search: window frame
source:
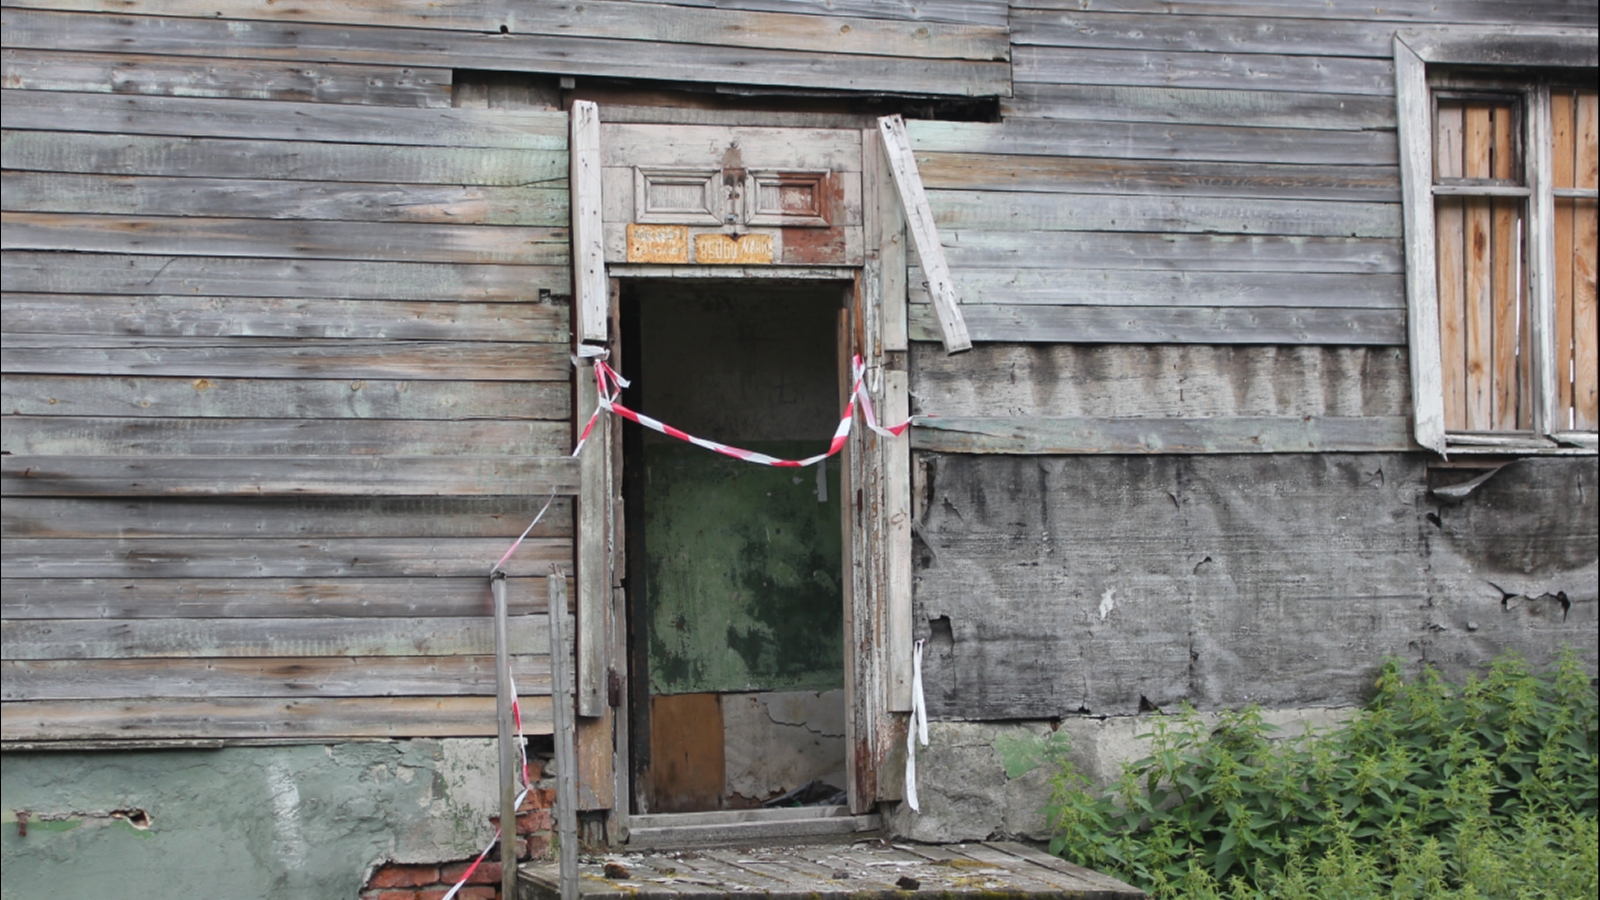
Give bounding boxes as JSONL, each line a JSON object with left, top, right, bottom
{"left": 1394, "top": 27, "right": 1599, "bottom": 455}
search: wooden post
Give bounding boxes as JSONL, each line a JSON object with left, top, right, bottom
{"left": 877, "top": 114, "right": 971, "bottom": 353}
{"left": 490, "top": 572, "right": 519, "bottom": 900}
{"left": 571, "top": 99, "right": 607, "bottom": 343}
{"left": 548, "top": 571, "right": 580, "bottom": 900}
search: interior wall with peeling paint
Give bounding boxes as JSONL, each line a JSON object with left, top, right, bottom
{"left": 0, "top": 740, "right": 499, "bottom": 899}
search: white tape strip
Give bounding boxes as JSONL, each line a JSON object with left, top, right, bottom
{"left": 905, "top": 638, "right": 927, "bottom": 812}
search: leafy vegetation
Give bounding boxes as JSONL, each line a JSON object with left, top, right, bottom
{"left": 1046, "top": 650, "right": 1598, "bottom": 899}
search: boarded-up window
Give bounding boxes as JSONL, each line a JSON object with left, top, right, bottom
{"left": 1430, "top": 88, "right": 1597, "bottom": 435}
{"left": 1551, "top": 89, "right": 1599, "bottom": 432}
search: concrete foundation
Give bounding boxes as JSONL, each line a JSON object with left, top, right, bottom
{"left": 1, "top": 739, "right": 500, "bottom": 899}
{"left": 723, "top": 689, "right": 847, "bottom": 805}
{"left": 885, "top": 707, "right": 1356, "bottom": 843}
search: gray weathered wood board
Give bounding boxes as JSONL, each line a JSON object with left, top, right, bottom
{"left": 1, "top": 172, "right": 569, "bottom": 226}
{"left": 908, "top": 304, "right": 1406, "bottom": 345}
{"left": 4, "top": 0, "right": 1008, "bottom": 61}
{"left": 0, "top": 576, "right": 557, "bottom": 618}
{"left": 1, "top": 655, "right": 551, "bottom": 701}
{"left": 2, "top": 132, "right": 568, "bottom": 187}
{"left": 2, "top": 336, "right": 569, "bottom": 381}
{"left": 933, "top": 231, "right": 1403, "bottom": 273}
{"left": 1, "top": 294, "right": 570, "bottom": 343}
{"left": 0, "top": 48, "right": 452, "bottom": 106}
{"left": 1, "top": 615, "right": 549, "bottom": 660}
{"left": 906, "top": 118, "right": 1397, "bottom": 166}
{"left": 1, "top": 11, "right": 1009, "bottom": 97}
{"left": 908, "top": 268, "right": 1404, "bottom": 309}
{"left": 912, "top": 454, "right": 1597, "bottom": 718}
{"left": 2, "top": 213, "right": 570, "bottom": 266}
{"left": 2, "top": 252, "right": 569, "bottom": 301}
{"left": 1013, "top": 45, "right": 1395, "bottom": 95}
{"left": 1002, "top": 83, "right": 1397, "bottom": 129}
{"left": 916, "top": 151, "right": 1400, "bottom": 202}
{"left": 0, "top": 87, "right": 566, "bottom": 147}
{"left": 1008, "top": 0, "right": 1598, "bottom": 25}
{"left": 926, "top": 189, "right": 1401, "bottom": 237}
{"left": 1, "top": 456, "right": 583, "bottom": 499}
{"left": 909, "top": 344, "right": 1411, "bottom": 418}
{"left": 1, "top": 695, "right": 556, "bottom": 741}
{"left": 1, "top": 376, "right": 572, "bottom": 421}
{"left": 1, "top": 416, "right": 570, "bottom": 458}
{"left": 911, "top": 415, "right": 1415, "bottom": 454}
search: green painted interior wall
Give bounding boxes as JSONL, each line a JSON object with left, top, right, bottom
{"left": 645, "top": 442, "right": 843, "bottom": 694}
{"left": 0, "top": 740, "right": 498, "bottom": 899}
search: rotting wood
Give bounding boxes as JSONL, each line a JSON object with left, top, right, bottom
{"left": 0, "top": 655, "right": 552, "bottom": 702}
{"left": 908, "top": 303, "right": 1406, "bottom": 345}
{"left": 0, "top": 11, "right": 1010, "bottom": 98}
{"left": 1, "top": 132, "right": 568, "bottom": 188}
{"left": 1, "top": 536, "right": 572, "bottom": 579}
{"left": 0, "top": 455, "right": 582, "bottom": 498}
{"left": 0, "top": 212, "right": 571, "bottom": 267}
{"left": 0, "top": 375, "right": 571, "bottom": 422}
{"left": 0, "top": 172, "right": 569, "bottom": 226}
{"left": 909, "top": 415, "right": 1416, "bottom": 454}
{"left": 0, "top": 576, "right": 558, "bottom": 619}
{"left": 1, "top": 252, "right": 569, "bottom": 302}
{"left": 0, "top": 48, "right": 452, "bottom": 107}
{"left": 879, "top": 115, "right": 969, "bottom": 353}
{"left": 1, "top": 695, "right": 556, "bottom": 742}
{"left": 1, "top": 615, "right": 549, "bottom": 660}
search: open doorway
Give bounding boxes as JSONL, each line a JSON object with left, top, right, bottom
{"left": 619, "top": 278, "right": 851, "bottom": 815}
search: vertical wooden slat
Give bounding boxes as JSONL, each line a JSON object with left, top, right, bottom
{"left": 1490, "top": 104, "right": 1521, "bottom": 429}
{"left": 1552, "top": 90, "right": 1577, "bottom": 429}
{"left": 1463, "top": 103, "right": 1494, "bottom": 429}
{"left": 883, "top": 369, "right": 913, "bottom": 713}
{"left": 575, "top": 346, "right": 609, "bottom": 718}
{"left": 1395, "top": 37, "right": 1446, "bottom": 452}
{"left": 548, "top": 574, "right": 579, "bottom": 900}
{"left": 878, "top": 114, "right": 971, "bottom": 353}
{"left": 570, "top": 100, "right": 607, "bottom": 343}
{"left": 1573, "top": 91, "right": 1599, "bottom": 430}
{"left": 1435, "top": 101, "right": 1467, "bottom": 430}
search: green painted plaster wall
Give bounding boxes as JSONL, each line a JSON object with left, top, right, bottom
{"left": 645, "top": 441, "right": 843, "bottom": 695}
{"left": 1, "top": 739, "right": 499, "bottom": 899}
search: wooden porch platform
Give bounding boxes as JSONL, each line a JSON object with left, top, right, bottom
{"left": 518, "top": 840, "right": 1143, "bottom": 899}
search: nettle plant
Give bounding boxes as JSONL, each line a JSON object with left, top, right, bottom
{"left": 1047, "top": 650, "right": 1598, "bottom": 900}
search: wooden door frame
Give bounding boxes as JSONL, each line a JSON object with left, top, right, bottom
{"left": 570, "top": 109, "right": 916, "bottom": 836}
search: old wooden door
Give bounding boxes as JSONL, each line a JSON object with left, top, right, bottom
{"left": 570, "top": 107, "right": 914, "bottom": 825}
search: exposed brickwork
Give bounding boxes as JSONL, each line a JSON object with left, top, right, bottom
{"left": 361, "top": 751, "right": 556, "bottom": 900}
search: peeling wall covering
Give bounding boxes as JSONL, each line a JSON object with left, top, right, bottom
{"left": 0, "top": 740, "right": 499, "bottom": 899}
{"left": 723, "top": 689, "right": 847, "bottom": 804}
{"left": 913, "top": 454, "right": 1598, "bottom": 719}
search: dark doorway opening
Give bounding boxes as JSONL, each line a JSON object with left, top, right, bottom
{"left": 620, "top": 279, "right": 850, "bottom": 815}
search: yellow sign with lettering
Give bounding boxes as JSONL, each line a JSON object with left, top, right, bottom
{"left": 694, "top": 233, "right": 775, "bottom": 265}
{"left": 626, "top": 224, "right": 690, "bottom": 263}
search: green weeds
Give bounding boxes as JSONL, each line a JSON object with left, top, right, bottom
{"left": 1046, "top": 650, "right": 1598, "bottom": 899}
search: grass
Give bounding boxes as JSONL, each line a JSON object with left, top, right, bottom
{"left": 1045, "top": 650, "right": 1598, "bottom": 899}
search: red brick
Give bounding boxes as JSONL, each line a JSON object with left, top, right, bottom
{"left": 367, "top": 865, "right": 441, "bottom": 889}
{"left": 516, "top": 809, "right": 552, "bottom": 834}
{"left": 441, "top": 861, "right": 501, "bottom": 885}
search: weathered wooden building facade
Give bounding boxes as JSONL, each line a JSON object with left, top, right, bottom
{"left": 2, "top": 0, "right": 1596, "bottom": 893}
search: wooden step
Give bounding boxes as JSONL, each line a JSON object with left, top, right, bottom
{"left": 626, "top": 805, "right": 880, "bottom": 849}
